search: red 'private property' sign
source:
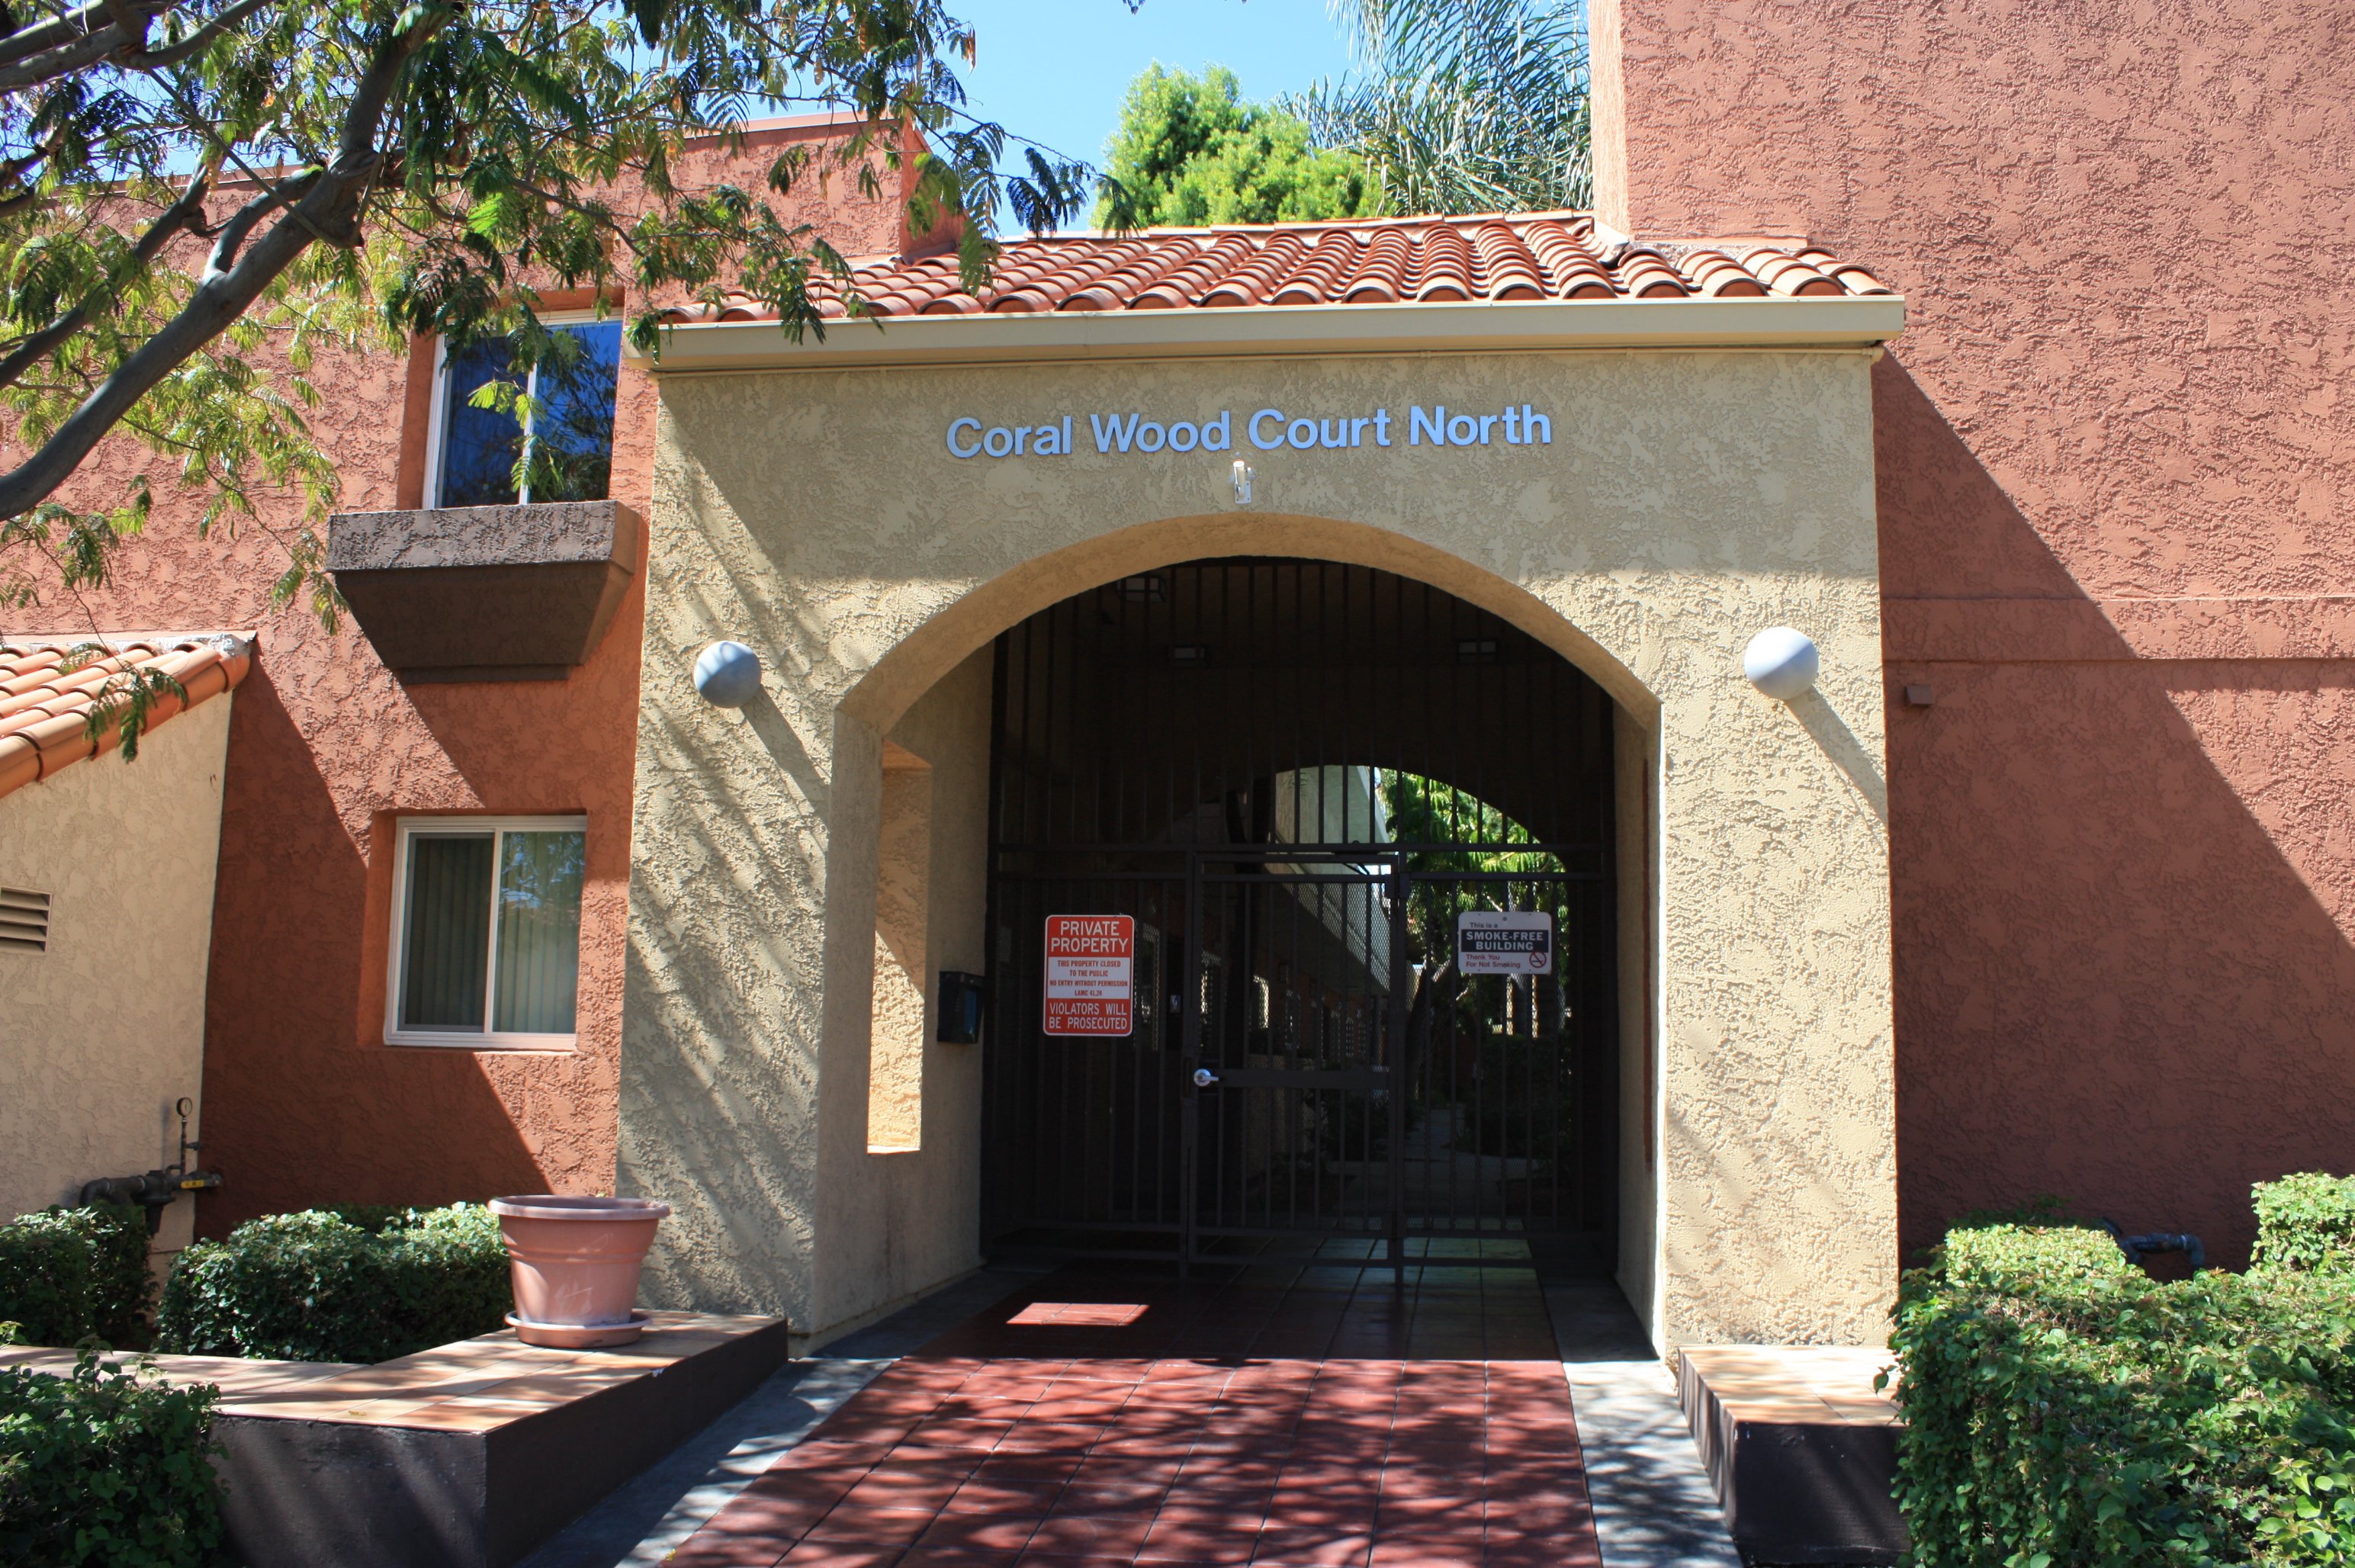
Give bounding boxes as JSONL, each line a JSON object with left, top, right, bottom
{"left": 1043, "top": 914, "right": 1134, "bottom": 1036}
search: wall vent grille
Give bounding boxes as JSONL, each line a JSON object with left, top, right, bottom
{"left": 0, "top": 887, "right": 50, "bottom": 953}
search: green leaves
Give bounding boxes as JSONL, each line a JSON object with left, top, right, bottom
{"left": 0, "top": 1348, "right": 223, "bottom": 1568}
{"left": 1891, "top": 1217, "right": 2355, "bottom": 1566}
{"left": 0, "top": 1, "right": 1100, "bottom": 628}
{"left": 1097, "top": 65, "right": 1378, "bottom": 229}
{"left": 153, "top": 1203, "right": 509, "bottom": 1364}
{"left": 2255, "top": 1174, "right": 2355, "bottom": 1278}
{"left": 0, "top": 1205, "right": 152, "bottom": 1351}
{"left": 1290, "top": 0, "right": 1590, "bottom": 216}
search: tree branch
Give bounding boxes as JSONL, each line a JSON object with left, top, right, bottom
{"left": 0, "top": 0, "right": 261, "bottom": 92}
{"left": 130, "top": 0, "right": 268, "bottom": 71}
{"left": 0, "top": 167, "right": 215, "bottom": 394}
{"left": 0, "top": 8, "right": 444, "bottom": 519}
{"left": 0, "top": 2, "right": 140, "bottom": 69}
{"left": 0, "top": 26, "right": 136, "bottom": 93}
{"left": 202, "top": 167, "right": 314, "bottom": 277}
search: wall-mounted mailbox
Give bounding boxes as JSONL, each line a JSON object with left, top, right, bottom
{"left": 937, "top": 971, "right": 985, "bottom": 1045}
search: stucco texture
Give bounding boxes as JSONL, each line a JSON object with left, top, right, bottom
{"left": 2, "top": 119, "right": 918, "bottom": 1233}
{"left": 628, "top": 346, "right": 1894, "bottom": 1348}
{"left": 0, "top": 697, "right": 231, "bottom": 1257}
{"left": 1594, "top": 0, "right": 2355, "bottom": 1264}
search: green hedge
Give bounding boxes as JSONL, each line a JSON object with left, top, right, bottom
{"left": 155, "top": 1204, "right": 508, "bottom": 1364}
{"left": 1890, "top": 1221, "right": 2355, "bottom": 1565}
{"left": 0, "top": 1206, "right": 152, "bottom": 1349}
{"left": 2256, "top": 1173, "right": 2355, "bottom": 1277}
{"left": 0, "top": 1349, "right": 222, "bottom": 1567}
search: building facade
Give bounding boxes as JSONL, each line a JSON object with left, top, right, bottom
{"left": 2, "top": 3, "right": 2349, "bottom": 1352}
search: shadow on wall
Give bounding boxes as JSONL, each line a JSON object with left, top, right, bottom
{"left": 194, "top": 667, "right": 547, "bottom": 1235}
{"left": 1787, "top": 689, "right": 1888, "bottom": 824}
{"left": 1877, "top": 357, "right": 2355, "bottom": 1269}
{"left": 613, "top": 697, "right": 822, "bottom": 1318}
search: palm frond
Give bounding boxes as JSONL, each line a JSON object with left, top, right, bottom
{"left": 1290, "top": 0, "right": 1591, "bottom": 216}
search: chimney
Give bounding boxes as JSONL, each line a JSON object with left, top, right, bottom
{"left": 1586, "top": 0, "right": 1818, "bottom": 246}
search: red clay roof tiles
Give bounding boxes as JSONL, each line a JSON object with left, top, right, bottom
{"left": 0, "top": 635, "right": 252, "bottom": 802}
{"left": 663, "top": 211, "right": 1894, "bottom": 325}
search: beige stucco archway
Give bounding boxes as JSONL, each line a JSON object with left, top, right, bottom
{"left": 619, "top": 341, "right": 1895, "bottom": 1352}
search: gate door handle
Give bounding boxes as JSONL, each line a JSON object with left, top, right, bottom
{"left": 1191, "top": 1068, "right": 1220, "bottom": 1088}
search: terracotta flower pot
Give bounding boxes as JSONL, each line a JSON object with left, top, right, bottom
{"left": 489, "top": 1195, "right": 671, "bottom": 1348}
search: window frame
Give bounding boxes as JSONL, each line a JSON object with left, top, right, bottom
{"left": 421, "top": 310, "right": 618, "bottom": 510}
{"left": 384, "top": 813, "right": 589, "bottom": 1051}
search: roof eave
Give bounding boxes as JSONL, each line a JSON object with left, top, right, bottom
{"left": 628, "top": 295, "right": 1907, "bottom": 374}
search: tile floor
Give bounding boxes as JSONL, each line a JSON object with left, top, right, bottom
{"left": 668, "top": 1264, "right": 1602, "bottom": 1567}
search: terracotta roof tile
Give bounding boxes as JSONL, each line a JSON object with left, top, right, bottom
{"left": 660, "top": 211, "right": 1894, "bottom": 326}
{"left": 0, "top": 634, "right": 252, "bottom": 802}
{"left": 1682, "top": 249, "right": 1769, "bottom": 298}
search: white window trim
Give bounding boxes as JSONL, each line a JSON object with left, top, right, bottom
{"left": 384, "top": 813, "right": 588, "bottom": 1050}
{"left": 421, "top": 310, "right": 612, "bottom": 510}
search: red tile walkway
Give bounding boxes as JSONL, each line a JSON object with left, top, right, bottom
{"left": 670, "top": 1264, "right": 1602, "bottom": 1567}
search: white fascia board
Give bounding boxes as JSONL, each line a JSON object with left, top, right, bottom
{"left": 628, "top": 295, "right": 1907, "bottom": 374}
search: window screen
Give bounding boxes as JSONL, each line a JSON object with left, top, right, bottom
{"left": 493, "top": 831, "right": 586, "bottom": 1034}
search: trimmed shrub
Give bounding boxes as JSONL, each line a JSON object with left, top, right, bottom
{"left": 155, "top": 1204, "right": 508, "bottom": 1364}
{"left": 0, "top": 1205, "right": 152, "bottom": 1348}
{"left": 2256, "top": 1173, "right": 2355, "bottom": 1277}
{"left": 1890, "top": 1222, "right": 2355, "bottom": 1565}
{"left": 0, "top": 1348, "right": 222, "bottom": 1567}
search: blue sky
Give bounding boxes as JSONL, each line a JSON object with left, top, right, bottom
{"left": 944, "top": 0, "right": 1359, "bottom": 230}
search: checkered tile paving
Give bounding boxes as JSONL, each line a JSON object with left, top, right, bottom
{"left": 670, "top": 1267, "right": 1600, "bottom": 1567}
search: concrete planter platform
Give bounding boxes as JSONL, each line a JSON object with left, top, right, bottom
{"left": 3, "top": 1311, "right": 789, "bottom": 1568}
{"left": 1678, "top": 1345, "right": 1909, "bottom": 1565}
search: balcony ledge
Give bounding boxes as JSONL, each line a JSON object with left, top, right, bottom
{"left": 327, "top": 500, "right": 643, "bottom": 681}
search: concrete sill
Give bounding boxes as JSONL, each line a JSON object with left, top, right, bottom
{"left": 326, "top": 501, "right": 644, "bottom": 680}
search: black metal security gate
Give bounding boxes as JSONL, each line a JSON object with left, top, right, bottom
{"left": 982, "top": 559, "right": 1617, "bottom": 1274}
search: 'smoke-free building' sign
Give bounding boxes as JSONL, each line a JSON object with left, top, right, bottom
{"left": 1457, "top": 910, "right": 1553, "bottom": 975}
{"left": 1043, "top": 914, "right": 1135, "bottom": 1036}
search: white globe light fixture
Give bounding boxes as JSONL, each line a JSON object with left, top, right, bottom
{"left": 1743, "top": 627, "right": 1820, "bottom": 700}
{"left": 692, "top": 641, "right": 763, "bottom": 707}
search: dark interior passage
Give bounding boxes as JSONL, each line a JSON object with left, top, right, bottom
{"left": 982, "top": 560, "right": 1621, "bottom": 1276}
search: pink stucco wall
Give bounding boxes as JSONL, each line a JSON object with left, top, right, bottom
{"left": 1595, "top": 0, "right": 2355, "bottom": 1264}
{"left": 6, "top": 119, "right": 917, "bottom": 1232}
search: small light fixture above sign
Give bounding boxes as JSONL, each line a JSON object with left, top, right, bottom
{"left": 1231, "top": 458, "right": 1253, "bottom": 505}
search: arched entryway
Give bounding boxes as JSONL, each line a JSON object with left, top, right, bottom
{"left": 979, "top": 557, "right": 1621, "bottom": 1278}
{"left": 627, "top": 329, "right": 1897, "bottom": 1352}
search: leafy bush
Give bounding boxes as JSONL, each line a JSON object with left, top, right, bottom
{"left": 1890, "top": 1222, "right": 2355, "bottom": 1565}
{"left": 2256, "top": 1173, "right": 2355, "bottom": 1277}
{"left": 155, "top": 1204, "right": 508, "bottom": 1364}
{"left": 0, "top": 1348, "right": 221, "bottom": 1567}
{"left": 0, "top": 1206, "right": 152, "bottom": 1348}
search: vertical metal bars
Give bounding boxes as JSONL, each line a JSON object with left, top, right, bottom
{"left": 982, "top": 558, "right": 1618, "bottom": 1272}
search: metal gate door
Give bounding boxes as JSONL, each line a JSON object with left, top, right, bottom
{"left": 1187, "top": 854, "right": 1404, "bottom": 1263}
{"left": 982, "top": 559, "right": 1618, "bottom": 1273}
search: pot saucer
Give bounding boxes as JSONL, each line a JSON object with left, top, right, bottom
{"left": 506, "top": 1309, "right": 652, "bottom": 1349}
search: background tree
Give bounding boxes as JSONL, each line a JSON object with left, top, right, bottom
{"left": 1290, "top": 0, "right": 1589, "bottom": 215}
{"left": 1095, "top": 64, "right": 1377, "bottom": 227}
{"left": 0, "top": 0, "right": 1104, "bottom": 638}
